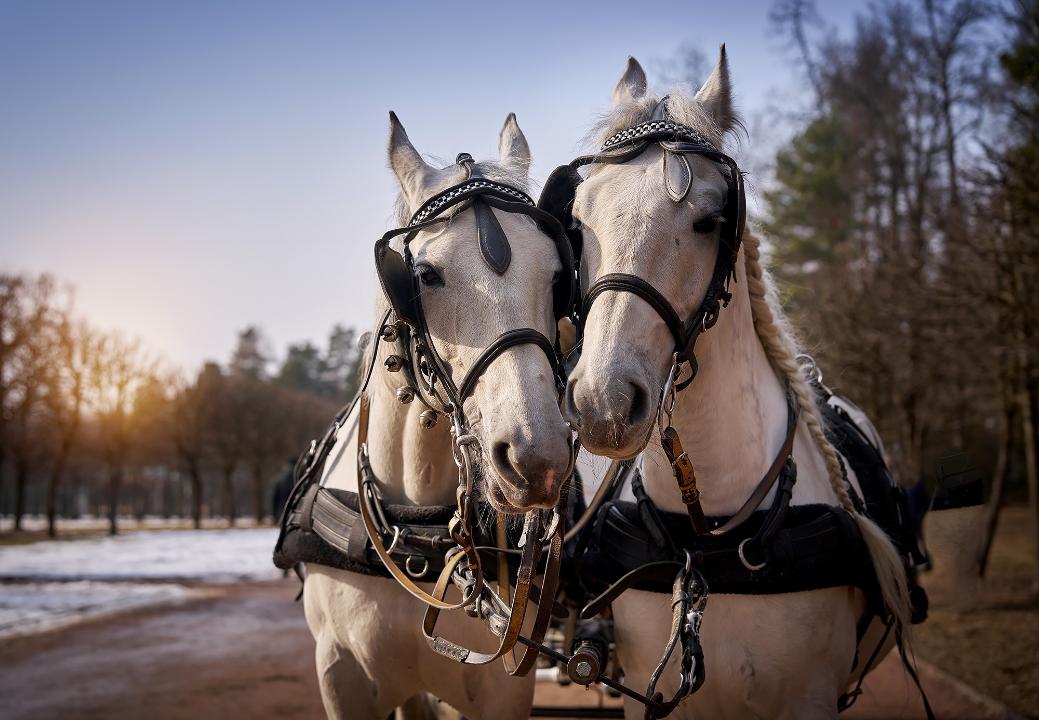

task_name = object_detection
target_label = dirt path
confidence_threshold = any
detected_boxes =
[0,582,323,720]
[0,581,1019,720]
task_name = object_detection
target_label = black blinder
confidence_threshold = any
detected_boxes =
[538,164,584,266]
[374,239,420,328]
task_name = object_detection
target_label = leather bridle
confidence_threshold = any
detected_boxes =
[540,104,746,373]
[358,153,580,674]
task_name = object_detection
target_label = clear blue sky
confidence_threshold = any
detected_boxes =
[0,0,862,372]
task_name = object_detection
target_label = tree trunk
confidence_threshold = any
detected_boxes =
[1021,383,1039,596]
[253,461,265,525]
[46,437,74,539]
[223,467,236,527]
[190,466,203,530]
[46,467,61,538]
[0,447,7,518]
[979,400,1013,576]
[108,467,122,536]
[13,459,27,531]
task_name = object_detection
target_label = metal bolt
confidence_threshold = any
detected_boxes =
[396,386,415,404]
[418,410,439,429]
[575,661,593,679]
[384,355,404,372]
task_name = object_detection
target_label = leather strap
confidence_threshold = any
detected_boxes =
[660,426,708,534]
[356,394,484,611]
[702,395,799,537]
[457,327,560,402]
[583,274,687,352]
[421,510,543,666]
[503,481,568,676]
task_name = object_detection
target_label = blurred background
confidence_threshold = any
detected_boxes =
[1,0,1037,718]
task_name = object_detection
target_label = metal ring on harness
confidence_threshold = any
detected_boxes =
[406,555,430,579]
[796,353,823,384]
[737,537,768,571]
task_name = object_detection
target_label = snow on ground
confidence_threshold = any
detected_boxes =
[0,515,263,532]
[0,528,281,583]
[0,528,282,638]
[0,581,196,639]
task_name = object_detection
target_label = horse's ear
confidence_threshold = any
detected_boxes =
[611,57,647,107]
[695,45,736,133]
[498,113,531,176]
[388,111,434,206]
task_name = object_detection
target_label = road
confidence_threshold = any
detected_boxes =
[0,581,1015,720]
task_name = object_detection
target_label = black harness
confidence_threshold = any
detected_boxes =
[274,122,932,719]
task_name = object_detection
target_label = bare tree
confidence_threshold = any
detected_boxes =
[90,333,153,535]
[171,372,208,528]
[3,276,59,530]
[43,318,96,537]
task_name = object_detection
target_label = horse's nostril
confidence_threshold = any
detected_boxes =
[627,381,649,425]
[492,441,513,478]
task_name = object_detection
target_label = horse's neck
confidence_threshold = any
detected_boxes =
[323,324,459,507]
[640,264,792,516]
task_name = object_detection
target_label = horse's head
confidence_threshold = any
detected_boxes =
[386,113,572,512]
[565,50,741,458]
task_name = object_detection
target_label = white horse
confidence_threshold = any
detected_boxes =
[303,113,572,719]
[564,51,911,719]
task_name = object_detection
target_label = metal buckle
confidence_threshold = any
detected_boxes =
[737,538,767,571]
[657,352,680,435]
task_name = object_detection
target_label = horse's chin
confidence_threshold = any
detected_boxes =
[577,418,655,460]
[484,481,528,515]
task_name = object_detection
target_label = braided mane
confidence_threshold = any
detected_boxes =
[601,90,912,631]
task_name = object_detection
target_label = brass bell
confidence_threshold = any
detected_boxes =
[384,355,404,372]
[396,386,415,404]
[418,410,439,429]
[381,324,398,342]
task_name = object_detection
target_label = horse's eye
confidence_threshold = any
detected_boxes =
[693,214,723,235]
[416,264,443,287]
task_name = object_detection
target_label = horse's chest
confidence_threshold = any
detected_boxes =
[612,588,857,716]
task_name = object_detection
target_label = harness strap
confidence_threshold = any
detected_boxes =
[838,615,891,713]
[356,394,484,611]
[457,327,560,402]
[700,395,799,537]
[660,426,708,533]
[504,494,567,675]
[421,501,565,671]
[583,274,688,351]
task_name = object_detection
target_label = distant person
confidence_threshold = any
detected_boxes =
[271,456,297,522]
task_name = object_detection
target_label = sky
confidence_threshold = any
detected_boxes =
[0,0,864,373]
